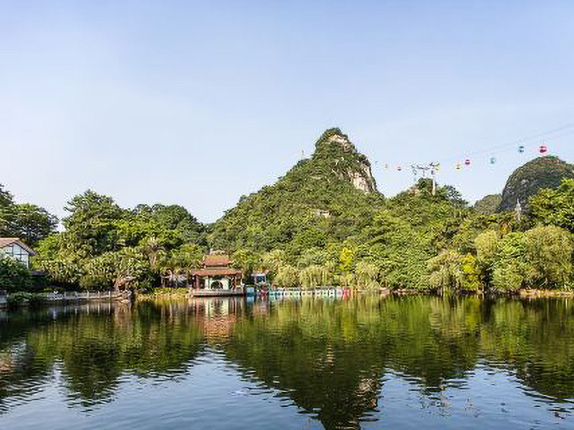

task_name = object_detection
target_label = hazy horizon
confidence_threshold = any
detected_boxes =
[3,1,574,223]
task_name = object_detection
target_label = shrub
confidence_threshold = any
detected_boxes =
[492,233,527,292]
[354,261,379,290]
[7,292,31,307]
[275,265,300,288]
[474,230,500,285]
[300,265,332,289]
[0,255,32,292]
[428,251,482,292]
[523,225,573,288]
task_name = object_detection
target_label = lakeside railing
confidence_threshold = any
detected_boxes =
[40,291,118,301]
[0,291,120,306]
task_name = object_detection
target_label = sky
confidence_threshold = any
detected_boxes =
[2,0,574,223]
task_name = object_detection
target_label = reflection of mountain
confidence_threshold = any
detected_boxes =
[224,316,385,429]
[222,297,574,429]
[1,297,574,427]
[222,297,479,429]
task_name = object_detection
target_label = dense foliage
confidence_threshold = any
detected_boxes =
[0,184,57,246]
[34,190,206,291]
[6,129,574,294]
[223,146,574,292]
[209,128,383,253]
[474,194,502,215]
[0,255,32,292]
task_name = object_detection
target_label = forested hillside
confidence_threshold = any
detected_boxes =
[3,130,574,294]
[209,128,384,253]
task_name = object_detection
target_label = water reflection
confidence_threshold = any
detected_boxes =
[1,296,574,429]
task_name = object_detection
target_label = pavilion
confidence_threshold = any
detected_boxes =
[190,254,243,296]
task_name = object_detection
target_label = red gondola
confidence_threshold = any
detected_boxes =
[464,159,471,166]
[539,145,548,154]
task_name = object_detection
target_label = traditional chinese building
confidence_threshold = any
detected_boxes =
[190,254,243,296]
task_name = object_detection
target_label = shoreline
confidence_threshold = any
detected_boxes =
[2,288,573,309]
[137,287,574,300]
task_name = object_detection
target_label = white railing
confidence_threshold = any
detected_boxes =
[0,291,118,305]
[40,291,116,301]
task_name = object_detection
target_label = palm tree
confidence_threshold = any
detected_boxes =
[143,237,164,271]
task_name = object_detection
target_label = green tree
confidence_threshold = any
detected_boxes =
[523,225,573,288]
[0,184,16,235]
[232,249,261,277]
[13,204,58,246]
[492,233,527,292]
[474,230,500,285]
[0,254,31,292]
[274,264,299,288]
[338,247,355,274]
[63,190,125,256]
[362,210,431,290]
[530,178,574,232]
[300,265,332,289]
[428,250,463,291]
[354,261,379,290]
[297,247,329,268]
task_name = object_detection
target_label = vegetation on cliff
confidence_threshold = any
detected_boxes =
[498,156,574,212]
[209,128,383,253]
[474,194,502,215]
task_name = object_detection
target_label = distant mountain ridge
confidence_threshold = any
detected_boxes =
[209,128,383,252]
[498,156,574,212]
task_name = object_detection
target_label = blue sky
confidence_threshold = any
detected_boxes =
[2,1,574,222]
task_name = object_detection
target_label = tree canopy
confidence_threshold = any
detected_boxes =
[6,130,574,294]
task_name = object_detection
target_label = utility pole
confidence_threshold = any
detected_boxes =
[429,162,440,196]
[411,163,438,194]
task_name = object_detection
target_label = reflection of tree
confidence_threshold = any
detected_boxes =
[1,297,574,425]
[1,301,206,410]
[225,296,574,428]
[0,343,51,414]
[224,297,478,429]
[480,298,574,402]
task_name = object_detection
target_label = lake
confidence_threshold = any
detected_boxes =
[0,296,573,429]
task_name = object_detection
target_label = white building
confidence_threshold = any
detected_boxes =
[0,238,36,268]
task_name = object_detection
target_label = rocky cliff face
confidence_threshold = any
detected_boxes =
[312,129,378,194]
[209,128,383,251]
[498,156,574,212]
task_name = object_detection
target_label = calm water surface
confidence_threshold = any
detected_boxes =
[1,296,574,429]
